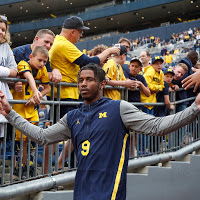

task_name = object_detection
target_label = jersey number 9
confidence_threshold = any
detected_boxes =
[81,140,90,156]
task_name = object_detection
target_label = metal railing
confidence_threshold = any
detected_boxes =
[0,77,199,199]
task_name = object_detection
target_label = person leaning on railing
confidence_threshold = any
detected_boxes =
[12,46,50,179]
[0,14,18,166]
[12,28,62,175]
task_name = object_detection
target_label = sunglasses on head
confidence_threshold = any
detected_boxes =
[0,15,8,22]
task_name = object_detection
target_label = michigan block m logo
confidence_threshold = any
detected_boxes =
[99,112,107,118]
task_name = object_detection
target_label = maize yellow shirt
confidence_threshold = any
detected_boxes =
[12,60,49,119]
[141,65,164,110]
[165,54,173,64]
[49,35,83,99]
[103,59,126,100]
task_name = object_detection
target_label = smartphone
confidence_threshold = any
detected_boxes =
[114,44,120,48]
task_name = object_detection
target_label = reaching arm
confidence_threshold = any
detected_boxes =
[23,71,42,104]
[40,83,50,97]
[0,90,70,145]
[164,95,174,110]
[8,69,17,77]
[107,79,138,90]
[171,84,179,91]
[137,81,150,97]
[97,47,120,65]
[74,47,120,67]
[120,98,200,136]
[6,110,70,145]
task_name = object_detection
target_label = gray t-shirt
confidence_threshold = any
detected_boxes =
[0,43,17,123]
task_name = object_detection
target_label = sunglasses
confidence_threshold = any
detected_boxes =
[0,15,7,22]
[76,29,83,35]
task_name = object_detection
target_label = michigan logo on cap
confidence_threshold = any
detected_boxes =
[168,69,173,72]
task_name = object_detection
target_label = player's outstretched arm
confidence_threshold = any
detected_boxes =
[182,67,200,92]
[0,90,71,146]
[120,94,200,137]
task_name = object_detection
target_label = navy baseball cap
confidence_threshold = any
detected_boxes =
[162,68,175,75]
[63,16,90,30]
[152,56,164,64]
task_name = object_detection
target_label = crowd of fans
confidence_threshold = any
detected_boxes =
[130,26,200,51]
[1,13,200,181]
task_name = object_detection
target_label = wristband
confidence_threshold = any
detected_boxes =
[0,66,10,77]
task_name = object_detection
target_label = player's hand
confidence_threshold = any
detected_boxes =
[0,90,12,116]
[182,67,200,92]
[48,69,62,84]
[14,81,23,92]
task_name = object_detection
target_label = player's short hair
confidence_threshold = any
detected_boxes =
[78,63,106,83]
[32,46,49,58]
[35,29,55,40]
[118,37,131,47]
[177,63,188,72]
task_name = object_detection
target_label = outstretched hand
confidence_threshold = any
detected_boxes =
[182,67,200,92]
[0,90,12,116]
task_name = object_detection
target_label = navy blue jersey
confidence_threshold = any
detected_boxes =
[67,98,129,200]
[128,74,147,110]
[121,56,131,78]
[154,81,169,117]
[13,44,52,72]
